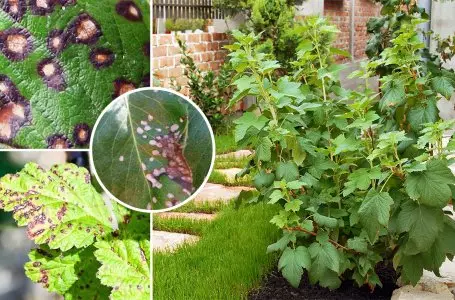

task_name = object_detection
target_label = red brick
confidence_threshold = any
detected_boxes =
[168,67,183,78]
[188,34,201,43]
[201,33,212,42]
[159,35,173,45]
[159,57,174,68]
[153,45,167,57]
[200,52,214,62]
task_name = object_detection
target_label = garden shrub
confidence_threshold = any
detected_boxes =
[0,163,150,299]
[177,39,234,133]
[227,16,455,290]
[213,0,305,68]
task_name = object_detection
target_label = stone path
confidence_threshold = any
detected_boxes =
[152,231,200,252]
[153,150,254,253]
[194,183,254,203]
[217,150,253,159]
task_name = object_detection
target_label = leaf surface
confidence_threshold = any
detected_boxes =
[358,190,394,243]
[0,163,113,251]
[0,0,150,148]
[405,159,455,208]
[92,90,213,210]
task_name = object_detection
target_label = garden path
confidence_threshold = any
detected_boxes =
[152,150,253,252]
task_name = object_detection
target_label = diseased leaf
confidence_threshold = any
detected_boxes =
[0,0,150,148]
[405,159,455,208]
[94,238,150,300]
[278,246,311,288]
[92,89,213,210]
[0,163,113,251]
[358,190,394,243]
[25,245,110,299]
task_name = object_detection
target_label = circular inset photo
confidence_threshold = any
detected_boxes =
[90,88,215,211]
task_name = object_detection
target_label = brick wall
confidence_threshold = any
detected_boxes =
[324,0,380,60]
[152,32,230,95]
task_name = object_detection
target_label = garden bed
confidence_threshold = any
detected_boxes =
[250,263,398,300]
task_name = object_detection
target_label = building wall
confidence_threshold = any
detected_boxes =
[152,32,230,95]
[324,0,381,61]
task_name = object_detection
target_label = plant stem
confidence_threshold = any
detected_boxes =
[285,226,359,253]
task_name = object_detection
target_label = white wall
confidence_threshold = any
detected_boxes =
[431,1,455,120]
[295,0,324,16]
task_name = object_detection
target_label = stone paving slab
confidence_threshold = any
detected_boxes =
[391,284,453,300]
[217,150,253,159]
[153,231,200,252]
[194,183,254,203]
[156,212,217,221]
[215,168,243,182]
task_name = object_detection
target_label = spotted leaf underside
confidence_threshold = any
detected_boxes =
[92,90,213,210]
[25,245,111,298]
[0,162,113,251]
[0,0,150,148]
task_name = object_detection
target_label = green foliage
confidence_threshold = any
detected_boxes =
[227,16,455,290]
[215,0,307,67]
[177,39,234,133]
[0,163,150,299]
[165,19,206,32]
[0,0,150,148]
[92,89,213,210]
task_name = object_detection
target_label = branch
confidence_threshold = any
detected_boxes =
[285,226,359,254]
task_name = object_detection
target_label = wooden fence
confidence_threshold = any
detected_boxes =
[153,0,225,19]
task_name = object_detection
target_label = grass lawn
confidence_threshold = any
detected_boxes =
[153,202,280,300]
[214,155,250,169]
[208,170,253,187]
[215,133,238,154]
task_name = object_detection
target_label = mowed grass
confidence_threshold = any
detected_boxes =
[214,155,250,169]
[153,203,280,300]
[215,133,238,154]
[208,170,254,187]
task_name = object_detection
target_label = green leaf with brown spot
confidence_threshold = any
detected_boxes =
[0,0,150,148]
[0,163,113,251]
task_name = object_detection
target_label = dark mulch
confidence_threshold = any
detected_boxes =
[249,263,398,300]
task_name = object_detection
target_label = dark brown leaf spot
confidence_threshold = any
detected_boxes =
[73,123,91,145]
[47,29,68,55]
[1,0,26,21]
[89,48,115,69]
[37,58,67,91]
[67,13,102,45]
[0,28,33,61]
[30,0,55,15]
[116,1,142,21]
[0,75,22,104]
[112,78,136,99]
[32,261,41,267]
[46,134,73,149]
[57,203,67,220]
[0,99,31,142]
